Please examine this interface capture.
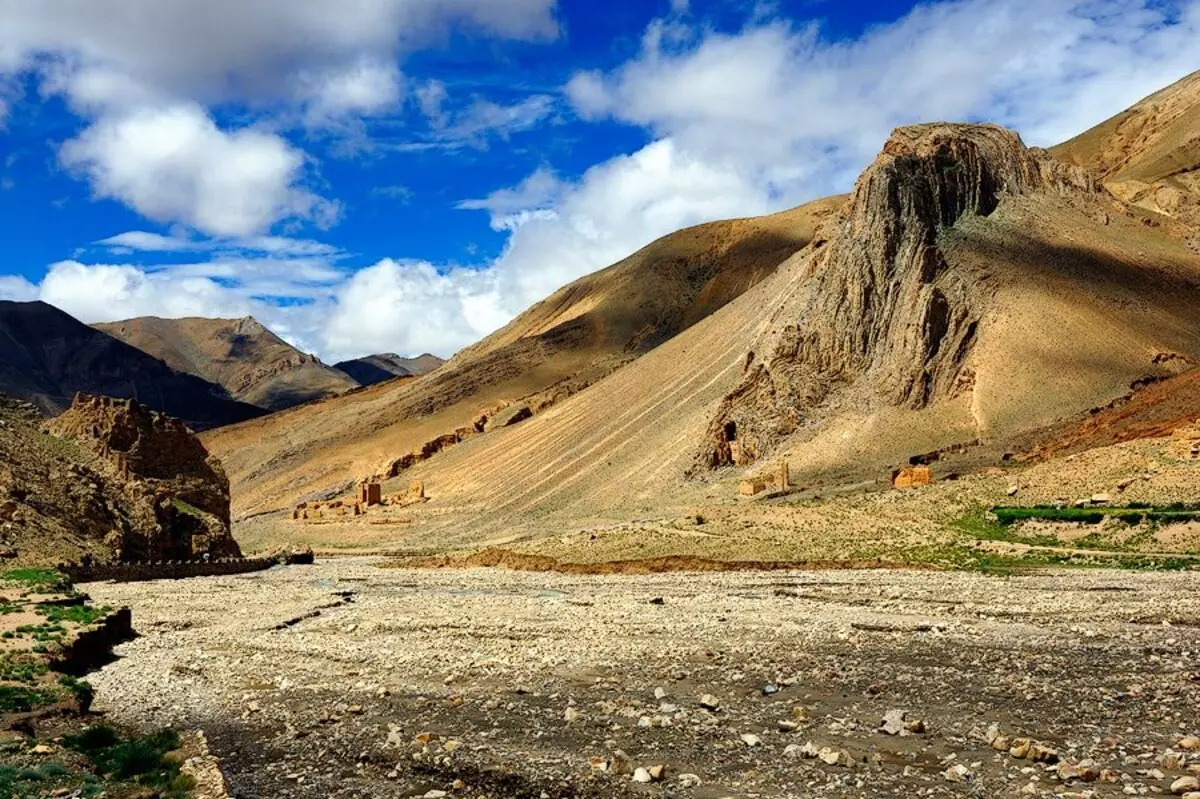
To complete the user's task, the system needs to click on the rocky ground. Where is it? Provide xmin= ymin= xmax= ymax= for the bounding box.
xmin=85 ymin=559 xmax=1200 ymax=799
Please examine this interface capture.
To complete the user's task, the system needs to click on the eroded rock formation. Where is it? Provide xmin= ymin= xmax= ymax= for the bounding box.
xmin=47 ymin=393 xmax=240 ymax=560
xmin=702 ymin=124 xmax=1094 ymax=467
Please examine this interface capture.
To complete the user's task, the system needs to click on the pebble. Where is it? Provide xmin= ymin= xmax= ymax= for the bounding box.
xmin=740 ymin=733 xmax=761 ymax=747
xmin=699 ymin=693 xmax=721 ymax=711
xmin=1173 ymin=777 xmax=1200 ymax=795
xmin=632 ymin=767 xmax=653 ymax=784
xmin=944 ymin=763 xmax=972 ymax=782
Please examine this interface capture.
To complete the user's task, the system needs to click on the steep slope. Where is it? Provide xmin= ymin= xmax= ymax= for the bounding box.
xmin=204 ymin=198 xmax=844 ymax=515
xmin=239 ymin=120 xmax=1200 ymax=553
xmin=95 ymin=316 xmax=358 ymax=411
xmin=0 ymin=393 xmax=239 ymax=567
xmin=1053 ymin=68 xmax=1200 ymax=239
xmin=333 ymin=353 xmax=445 ymax=386
xmin=0 ymin=301 xmax=262 ymax=430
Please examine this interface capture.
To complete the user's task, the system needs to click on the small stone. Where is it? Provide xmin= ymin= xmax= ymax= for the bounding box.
xmin=30 ymin=744 xmax=53 ymax=755
xmin=347 ymin=705 xmax=363 ymax=715
xmin=442 ymin=740 xmax=461 ymax=754
xmin=762 ymin=683 xmax=779 ymax=695
xmin=740 ymin=733 xmax=761 ymax=747
xmin=944 ymin=764 xmax=971 ymax=782
xmin=610 ymin=749 xmax=633 ymax=776
xmin=699 ymin=694 xmax=721 ymax=711
xmin=818 ymin=747 xmax=850 ymax=766
xmin=1007 ymin=485 xmax=1020 ymax=496
xmin=587 ymin=756 xmax=608 ymax=773
xmin=564 ymin=707 xmax=581 ymax=722
xmin=632 ymin=768 xmax=653 ymax=784
xmin=654 ymin=687 xmax=667 ymax=700
xmin=777 ymin=720 xmax=799 ymax=732
xmin=1180 ymin=737 xmax=1200 ymax=752
xmin=1173 ymin=777 xmax=1200 ymax=795
xmin=881 ymin=709 xmax=908 ymax=736
xmin=647 ymin=765 xmax=666 ymax=781
xmin=678 ymin=773 xmax=701 ymax=788
xmin=423 ymin=792 xmax=447 ymax=799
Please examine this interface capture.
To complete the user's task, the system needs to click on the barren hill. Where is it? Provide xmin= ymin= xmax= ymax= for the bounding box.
xmin=96 ymin=315 xmax=358 ymax=411
xmin=0 ymin=301 xmax=262 ymax=429
xmin=203 ymin=198 xmax=844 ymax=515
xmin=0 ymin=392 xmax=239 ymax=566
xmin=1053 ymin=68 xmax=1200 ymax=238
xmin=333 ymin=353 xmax=445 ymax=386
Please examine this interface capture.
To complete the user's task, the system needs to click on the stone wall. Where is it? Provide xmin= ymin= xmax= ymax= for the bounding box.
xmin=64 ymin=557 xmax=276 ymax=584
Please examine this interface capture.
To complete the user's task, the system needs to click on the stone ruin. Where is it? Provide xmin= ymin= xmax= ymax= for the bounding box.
xmin=738 ymin=458 xmax=790 ymax=496
xmin=893 ymin=466 xmax=933 ymax=489
xmin=293 ymin=479 xmax=428 ymax=522
xmin=45 ymin=392 xmax=241 ymax=561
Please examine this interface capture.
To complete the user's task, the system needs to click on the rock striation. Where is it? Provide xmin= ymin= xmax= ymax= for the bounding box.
xmin=701 ymin=124 xmax=1094 ymax=467
xmin=47 ymin=393 xmax=240 ymax=561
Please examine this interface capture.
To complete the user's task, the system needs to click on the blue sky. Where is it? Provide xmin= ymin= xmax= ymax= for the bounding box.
xmin=0 ymin=0 xmax=1196 ymax=361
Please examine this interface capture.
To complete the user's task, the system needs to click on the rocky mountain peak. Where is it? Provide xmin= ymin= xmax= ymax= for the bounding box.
xmin=700 ymin=123 xmax=1095 ymax=468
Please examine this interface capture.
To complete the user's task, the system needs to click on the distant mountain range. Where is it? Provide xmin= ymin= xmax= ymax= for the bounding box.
xmin=0 ymin=301 xmax=262 ymax=430
xmin=333 ymin=352 xmax=444 ymax=386
xmin=96 ymin=316 xmax=359 ymax=411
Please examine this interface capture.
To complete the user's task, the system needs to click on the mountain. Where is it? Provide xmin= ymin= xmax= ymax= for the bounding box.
xmin=0 ymin=301 xmax=262 ymax=430
xmin=95 ymin=316 xmax=358 ymax=411
xmin=202 ymin=196 xmax=844 ymax=516
xmin=333 ymin=353 xmax=445 ymax=386
xmin=1052 ymin=69 xmax=1200 ymax=239
xmin=213 ymin=70 xmax=1200 ymax=556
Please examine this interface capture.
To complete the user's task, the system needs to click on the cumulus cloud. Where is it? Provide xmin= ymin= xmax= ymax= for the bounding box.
xmin=567 ymin=0 xmax=1200 ymax=199
xmin=59 ymin=104 xmax=339 ymax=238
xmin=0 ymin=0 xmax=562 ymax=237
xmin=6 ymin=0 xmax=1199 ymax=365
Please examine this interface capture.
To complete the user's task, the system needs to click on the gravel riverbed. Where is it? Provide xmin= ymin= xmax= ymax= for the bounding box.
xmin=84 ymin=560 xmax=1200 ymax=798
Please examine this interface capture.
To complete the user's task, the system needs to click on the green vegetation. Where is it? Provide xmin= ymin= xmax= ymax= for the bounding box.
xmin=65 ymin=725 xmax=195 ymax=799
xmin=0 ymin=569 xmax=70 ymax=592
xmin=58 ymin=675 xmax=95 ymax=709
xmin=37 ymin=603 xmax=113 ymax=626
xmin=0 ymin=684 xmax=60 ymax=713
xmin=0 ymin=762 xmax=95 ymax=799
xmin=170 ymin=497 xmax=207 ymax=519
xmin=991 ymin=505 xmax=1200 ymax=526
xmin=899 ymin=542 xmax=1196 ymax=574
xmin=0 ymin=654 xmax=48 ymax=684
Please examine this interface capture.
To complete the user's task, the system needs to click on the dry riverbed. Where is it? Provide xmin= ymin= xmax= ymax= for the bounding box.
xmin=83 ymin=560 xmax=1200 ymax=798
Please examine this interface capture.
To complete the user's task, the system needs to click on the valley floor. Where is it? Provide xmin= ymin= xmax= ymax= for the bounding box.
xmin=84 ymin=559 xmax=1199 ymax=798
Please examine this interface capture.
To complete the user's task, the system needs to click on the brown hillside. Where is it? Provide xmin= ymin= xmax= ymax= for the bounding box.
xmin=0 ymin=301 xmax=262 ymax=429
xmin=203 ymin=198 xmax=844 ymax=516
xmin=96 ymin=316 xmax=358 ymax=411
xmin=1053 ymin=68 xmax=1200 ymax=238
xmin=238 ymin=120 xmax=1200 ymax=554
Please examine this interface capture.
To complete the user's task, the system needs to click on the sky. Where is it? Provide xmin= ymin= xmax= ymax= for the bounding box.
xmin=0 ymin=0 xmax=1196 ymax=363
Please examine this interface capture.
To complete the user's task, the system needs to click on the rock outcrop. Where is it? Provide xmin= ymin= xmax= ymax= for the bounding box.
xmin=47 ymin=393 xmax=240 ymax=560
xmin=701 ymin=124 xmax=1094 ymax=467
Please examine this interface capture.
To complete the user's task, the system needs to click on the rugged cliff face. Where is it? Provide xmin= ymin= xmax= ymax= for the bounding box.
xmin=701 ymin=124 xmax=1094 ymax=467
xmin=47 ymin=393 xmax=240 ymax=560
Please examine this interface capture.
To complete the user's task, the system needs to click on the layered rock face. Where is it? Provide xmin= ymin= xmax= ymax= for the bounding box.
xmin=701 ymin=124 xmax=1094 ymax=467
xmin=48 ymin=393 xmax=240 ymax=560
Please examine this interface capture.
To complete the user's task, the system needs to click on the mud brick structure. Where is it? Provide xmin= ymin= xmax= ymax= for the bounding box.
xmin=358 ymin=480 xmax=383 ymax=507
xmin=893 ymin=466 xmax=933 ymax=489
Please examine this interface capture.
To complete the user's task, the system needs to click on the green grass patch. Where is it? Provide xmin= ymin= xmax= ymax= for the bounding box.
xmin=36 ymin=604 xmax=113 ymax=626
xmin=65 ymin=725 xmax=194 ymax=799
xmin=0 ymin=654 xmax=48 ymax=684
xmin=170 ymin=497 xmax=206 ymax=519
xmin=0 ymin=684 xmax=60 ymax=713
xmin=992 ymin=505 xmax=1200 ymax=527
xmin=0 ymin=762 xmax=93 ymax=799
xmin=0 ymin=569 xmax=70 ymax=592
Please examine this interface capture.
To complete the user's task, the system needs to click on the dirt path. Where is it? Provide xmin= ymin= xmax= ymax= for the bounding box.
xmin=84 ymin=560 xmax=1200 ymax=798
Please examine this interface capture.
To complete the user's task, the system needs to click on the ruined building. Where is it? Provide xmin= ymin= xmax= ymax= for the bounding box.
xmin=47 ymin=393 xmax=241 ymax=560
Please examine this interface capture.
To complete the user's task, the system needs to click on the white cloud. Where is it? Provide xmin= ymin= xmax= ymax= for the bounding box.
xmin=0 ymin=275 xmax=39 ymax=302
xmin=0 ymin=1 xmax=558 ymax=111
xmin=567 ymin=0 xmax=1200 ymax=199
xmin=60 ymin=104 xmax=339 ymax=238
xmin=7 ymin=0 xmax=1200 ymax=367
xmin=0 ymin=0 xmax=561 ymax=236
xmin=407 ymin=92 xmax=558 ymax=149
xmin=96 ymin=230 xmax=343 ymax=257
xmin=299 ymin=59 xmax=404 ymax=125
